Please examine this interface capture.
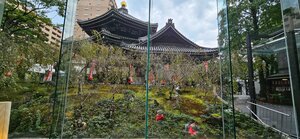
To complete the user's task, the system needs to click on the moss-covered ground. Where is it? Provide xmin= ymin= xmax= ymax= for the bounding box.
xmin=1 ymin=83 xmax=282 ymax=138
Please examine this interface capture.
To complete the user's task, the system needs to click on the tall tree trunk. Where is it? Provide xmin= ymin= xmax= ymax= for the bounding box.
xmin=249 ymin=0 xmax=259 ymax=35
xmin=259 ymin=64 xmax=267 ymax=99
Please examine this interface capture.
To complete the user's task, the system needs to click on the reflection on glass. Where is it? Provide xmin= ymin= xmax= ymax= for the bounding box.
xmin=0 ymin=0 xmax=65 ymax=138
xmin=280 ymin=0 xmax=300 ymax=138
xmin=217 ymin=0 xmax=236 ymax=138
xmin=0 ymin=0 xmax=5 ymax=23
xmin=50 ymin=0 xmax=78 ymax=137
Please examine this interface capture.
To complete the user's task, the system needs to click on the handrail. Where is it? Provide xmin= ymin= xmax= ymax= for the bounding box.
xmin=247 ymin=101 xmax=290 ymax=117
xmin=246 ymin=106 xmax=290 ymax=137
xmin=246 ymin=106 xmax=268 ymax=126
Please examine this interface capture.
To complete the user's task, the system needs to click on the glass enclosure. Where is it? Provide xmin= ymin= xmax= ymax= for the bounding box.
xmin=1 ymin=0 xmax=300 ymax=138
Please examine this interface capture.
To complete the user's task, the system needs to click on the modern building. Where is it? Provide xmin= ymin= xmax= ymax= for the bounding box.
xmin=74 ymin=0 xmax=117 ymax=39
xmin=5 ymin=2 xmax=62 ymax=46
xmin=41 ymin=24 xmax=62 ymax=47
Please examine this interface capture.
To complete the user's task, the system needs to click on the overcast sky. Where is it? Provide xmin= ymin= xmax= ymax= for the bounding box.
xmin=116 ymin=0 xmax=218 ymax=48
xmin=48 ymin=0 xmax=218 ymax=48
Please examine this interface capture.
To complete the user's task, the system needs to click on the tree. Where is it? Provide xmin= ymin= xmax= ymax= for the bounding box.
xmin=75 ymin=40 xmax=130 ymax=85
xmin=1 ymin=0 xmax=64 ymax=42
xmin=0 ymin=0 xmax=63 ymax=89
xmin=0 ymin=31 xmax=58 ymax=90
xmin=218 ymin=0 xmax=283 ymax=97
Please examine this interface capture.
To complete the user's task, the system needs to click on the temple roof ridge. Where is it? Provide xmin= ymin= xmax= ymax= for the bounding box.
xmin=138 ymin=19 xmax=216 ymax=50
xmin=166 ymin=19 xmax=175 ymax=27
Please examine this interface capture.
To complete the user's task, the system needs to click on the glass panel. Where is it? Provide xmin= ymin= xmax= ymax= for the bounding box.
xmin=146 ymin=1 xmax=221 ymax=138
xmin=0 ymin=0 xmax=5 ymax=23
xmin=0 ymin=0 xmax=66 ymax=138
xmin=221 ymin=0 xmax=297 ymax=138
xmin=280 ymin=0 xmax=300 ymax=137
xmin=217 ymin=0 xmax=236 ymax=138
xmin=50 ymin=0 xmax=78 ymax=137
xmin=53 ymin=0 xmax=146 ymax=138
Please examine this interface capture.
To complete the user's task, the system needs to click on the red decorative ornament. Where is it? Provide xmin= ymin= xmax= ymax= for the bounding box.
xmin=4 ymin=71 xmax=12 ymax=77
xmin=160 ymin=80 xmax=166 ymax=85
xmin=128 ymin=64 xmax=134 ymax=84
xmin=88 ymin=62 xmax=96 ymax=81
xmin=203 ymin=61 xmax=208 ymax=72
xmin=44 ymin=66 xmax=53 ymax=81
xmin=128 ymin=77 xmax=133 ymax=84
xmin=149 ymin=71 xmax=155 ymax=83
xmin=129 ymin=64 xmax=134 ymax=76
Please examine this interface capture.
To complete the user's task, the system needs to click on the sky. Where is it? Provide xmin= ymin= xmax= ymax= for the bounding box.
xmin=115 ymin=0 xmax=218 ymax=48
xmin=48 ymin=0 xmax=219 ymax=48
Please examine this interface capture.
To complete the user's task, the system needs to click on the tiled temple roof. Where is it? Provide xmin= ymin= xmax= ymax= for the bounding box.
xmin=77 ymin=8 xmax=158 ymax=36
xmin=122 ymin=43 xmax=218 ymax=54
xmin=78 ymin=7 xmax=218 ymax=56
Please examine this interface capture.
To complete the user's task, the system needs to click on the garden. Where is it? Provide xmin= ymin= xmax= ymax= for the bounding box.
xmin=0 ymin=0 xmax=286 ymax=137
xmin=1 ymin=82 xmax=281 ymax=138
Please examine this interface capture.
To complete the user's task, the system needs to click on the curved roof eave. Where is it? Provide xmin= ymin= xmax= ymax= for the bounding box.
xmin=77 ymin=9 xmax=158 ymax=29
xmin=139 ymin=23 xmax=216 ymax=50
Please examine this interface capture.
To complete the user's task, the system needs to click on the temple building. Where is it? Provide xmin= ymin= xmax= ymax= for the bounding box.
xmin=77 ymin=1 xmax=218 ymax=59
